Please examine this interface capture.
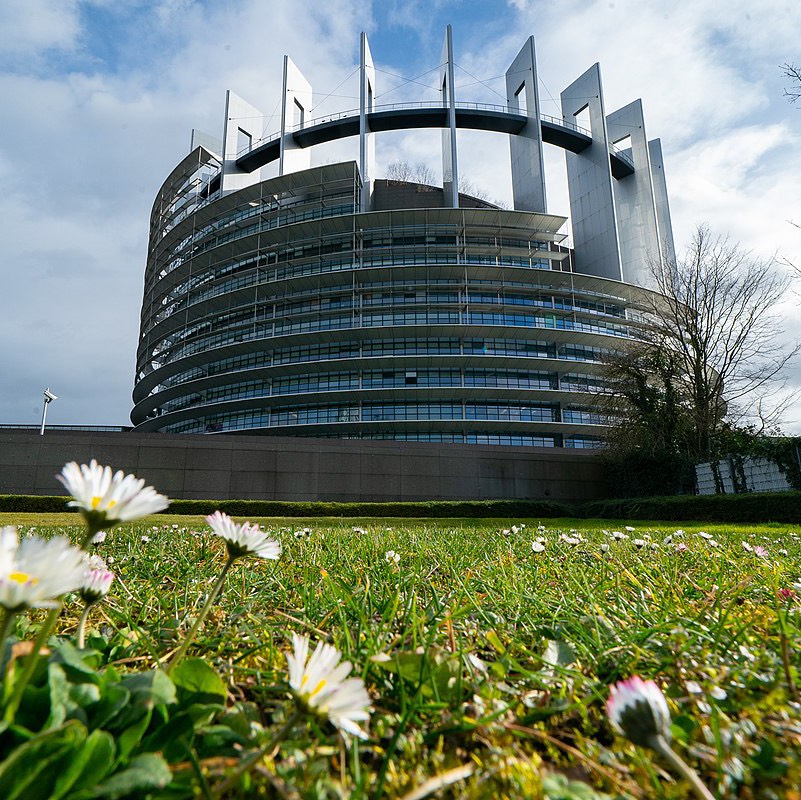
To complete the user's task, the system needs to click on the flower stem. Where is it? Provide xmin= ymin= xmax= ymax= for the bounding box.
xmin=0 ymin=610 xmax=17 ymax=673
xmin=76 ymin=602 xmax=93 ymax=650
xmin=167 ymin=555 xmax=235 ymax=673
xmin=3 ymin=603 xmax=62 ymax=722
xmin=775 ymin=603 xmax=797 ymax=698
xmin=213 ymin=708 xmax=302 ymax=796
xmin=650 ymin=734 xmax=715 ymax=800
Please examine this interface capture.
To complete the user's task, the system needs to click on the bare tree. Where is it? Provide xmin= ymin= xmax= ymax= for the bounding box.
xmin=783 ymin=62 xmax=801 ymax=104
xmin=644 ymin=225 xmax=799 ymax=458
xmin=385 ymin=160 xmax=437 ymax=185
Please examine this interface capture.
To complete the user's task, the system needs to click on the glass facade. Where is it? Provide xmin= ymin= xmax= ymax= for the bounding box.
xmin=133 ymin=161 xmax=653 ymax=447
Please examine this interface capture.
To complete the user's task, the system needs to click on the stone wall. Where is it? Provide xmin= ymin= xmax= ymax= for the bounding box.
xmin=0 ymin=430 xmax=606 ymax=501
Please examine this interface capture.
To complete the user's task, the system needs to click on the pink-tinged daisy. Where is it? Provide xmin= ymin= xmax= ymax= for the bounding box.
xmin=753 ymin=546 xmax=769 ymax=558
xmin=206 ymin=511 xmax=282 ymax=560
xmin=58 ymin=460 xmax=169 ymax=530
xmin=286 ymin=633 xmax=371 ymax=739
xmin=607 ymin=675 xmax=671 ymax=747
xmin=0 ymin=526 xmax=86 ymax=612
xmin=80 ymin=568 xmax=115 ymax=604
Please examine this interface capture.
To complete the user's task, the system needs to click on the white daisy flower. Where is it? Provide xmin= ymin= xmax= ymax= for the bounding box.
xmin=697 ymin=532 xmax=712 ymax=540
xmin=58 ymin=460 xmax=169 ymax=528
xmin=741 ymin=541 xmax=753 ymax=552
xmin=206 ymin=511 xmax=282 ymax=561
xmin=625 ymin=526 xmax=636 ymax=532
xmin=91 ymin=530 xmax=107 ymax=545
xmin=633 ymin=539 xmax=647 ymax=549
xmin=607 ymin=675 xmax=671 ymax=747
xmin=385 ymin=550 xmax=400 ymax=564
xmin=674 ymin=530 xmax=685 ymax=537
xmin=610 ymin=531 xmax=628 ymax=541
xmin=511 ymin=525 xmax=519 ymax=534
xmin=560 ymin=534 xmax=581 ymax=545
xmin=600 ymin=542 xmax=610 ymax=553
xmin=531 ymin=541 xmax=545 ymax=553
xmin=286 ymin=633 xmax=371 ymax=739
xmin=0 ymin=526 xmax=87 ymax=612
xmin=80 ymin=568 xmax=115 ymax=604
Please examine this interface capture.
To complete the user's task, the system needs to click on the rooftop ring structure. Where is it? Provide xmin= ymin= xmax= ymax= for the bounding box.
xmin=132 ymin=27 xmax=675 ymax=449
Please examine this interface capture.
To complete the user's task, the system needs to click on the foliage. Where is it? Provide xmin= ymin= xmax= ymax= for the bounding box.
xmin=0 ymin=496 xmax=576 ymax=517
xmin=583 ymin=490 xmax=801 ymax=522
xmin=2 ymin=514 xmax=801 ymax=797
xmin=5 ymin=490 xmax=801 ymax=522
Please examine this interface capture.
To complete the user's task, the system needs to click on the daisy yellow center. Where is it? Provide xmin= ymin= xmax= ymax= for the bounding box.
xmin=90 ymin=497 xmax=116 ymax=510
xmin=299 ymin=674 xmax=327 ymax=698
xmin=8 ymin=572 xmax=37 ymax=585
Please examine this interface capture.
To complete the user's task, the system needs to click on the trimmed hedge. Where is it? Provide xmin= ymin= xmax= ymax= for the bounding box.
xmin=581 ymin=491 xmax=801 ymax=524
xmin=2 ymin=492 xmax=799 ymax=523
xmin=0 ymin=495 xmax=573 ymax=519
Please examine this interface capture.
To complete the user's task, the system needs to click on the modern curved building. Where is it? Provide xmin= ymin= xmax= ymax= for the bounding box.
xmin=132 ymin=28 xmax=674 ymax=450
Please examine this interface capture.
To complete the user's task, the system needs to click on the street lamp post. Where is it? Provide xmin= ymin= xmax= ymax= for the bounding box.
xmin=40 ymin=388 xmax=58 ymax=435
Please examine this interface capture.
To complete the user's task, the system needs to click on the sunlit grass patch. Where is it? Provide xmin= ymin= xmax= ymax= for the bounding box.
xmin=3 ymin=511 xmax=800 ymax=797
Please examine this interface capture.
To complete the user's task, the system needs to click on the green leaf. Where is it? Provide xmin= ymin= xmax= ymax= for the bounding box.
xmin=171 ymin=657 xmax=227 ymax=705
xmin=372 ymin=649 xmax=461 ymax=700
xmin=542 ymin=639 xmax=577 ymax=667
xmin=670 ymin=714 xmax=697 ymax=744
xmin=52 ymin=642 xmax=102 ymax=685
xmin=50 ymin=729 xmax=116 ymax=799
xmin=486 ymin=630 xmax=506 ymax=654
xmin=0 ymin=720 xmax=87 ymax=800
xmin=87 ymin=684 xmax=130 ymax=731
xmin=120 ymin=669 xmax=177 ymax=707
xmin=77 ymin=752 xmax=172 ymax=799
xmin=139 ymin=709 xmax=196 ymax=763
xmin=46 ymin=663 xmax=70 ymax=729
xmin=114 ymin=707 xmax=152 ymax=762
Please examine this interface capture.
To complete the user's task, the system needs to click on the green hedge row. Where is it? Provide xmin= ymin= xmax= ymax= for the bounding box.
xmin=581 ymin=491 xmax=801 ymax=524
xmin=3 ymin=492 xmax=799 ymax=523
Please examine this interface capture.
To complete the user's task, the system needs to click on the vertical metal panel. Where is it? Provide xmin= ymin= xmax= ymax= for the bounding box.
xmin=560 ymin=64 xmax=622 ymax=280
xmin=505 ymin=36 xmax=547 ymax=212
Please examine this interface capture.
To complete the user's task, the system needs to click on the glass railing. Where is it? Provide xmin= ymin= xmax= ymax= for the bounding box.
xmin=239 ymin=102 xmax=596 ymax=157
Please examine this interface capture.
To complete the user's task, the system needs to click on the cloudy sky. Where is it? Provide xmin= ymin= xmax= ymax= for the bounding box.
xmin=1 ymin=0 xmax=799 ymax=430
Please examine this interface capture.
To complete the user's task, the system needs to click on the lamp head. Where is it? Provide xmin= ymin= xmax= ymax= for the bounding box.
xmin=43 ymin=388 xmax=58 ymax=403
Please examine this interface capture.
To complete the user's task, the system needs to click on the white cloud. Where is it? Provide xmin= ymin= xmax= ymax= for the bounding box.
xmin=0 ymin=0 xmax=80 ymax=59
xmin=0 ymin=0 xmax=799 ymax=431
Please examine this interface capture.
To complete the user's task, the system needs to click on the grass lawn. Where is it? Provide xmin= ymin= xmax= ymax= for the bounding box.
xmin=3 ymin=513 xmax=800 ymax=798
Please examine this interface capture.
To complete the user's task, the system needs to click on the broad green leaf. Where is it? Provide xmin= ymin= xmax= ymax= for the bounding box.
xmin=140 ymin=709 xmax=196 ymax=763
xmin=50 ymin=729 xmax=116 ymax=799
xmin=78 ymin=752 xmax=172 ymax=799
xmin=46 ymin=663 xmax=70 ymax=729
xmin=372 ymin=650 xmax=461 ymax=700
xmin=542 ymin=639 xmax=577 ymax=667
xmin=0 ymin=720 xmax=87 ymax=800
xmin=120 ymin=669 xmax=177 ymax=707
xmin=52 ymin=642 xmax=102 ymax=684
xmin=114 ymin=707 xmax=152 ymax=762
xmin=87 ymin=684 xmax=130 ymax=731
xmin=486 ymin=630 xmax=506 ymax=654
xmin=171 ymin=657 xmax=227 ymax=705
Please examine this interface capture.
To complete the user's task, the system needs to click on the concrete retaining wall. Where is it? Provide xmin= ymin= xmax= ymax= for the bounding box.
xmin=0 ymin=430 xmax=606 ymax=502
